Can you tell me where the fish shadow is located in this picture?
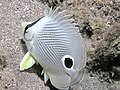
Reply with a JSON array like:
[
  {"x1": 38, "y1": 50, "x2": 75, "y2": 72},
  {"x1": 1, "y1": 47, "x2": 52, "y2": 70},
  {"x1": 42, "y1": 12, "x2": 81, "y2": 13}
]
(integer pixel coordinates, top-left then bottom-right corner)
[{"x1": 22, "y1": 63, "x2": 59, "y2": 90}]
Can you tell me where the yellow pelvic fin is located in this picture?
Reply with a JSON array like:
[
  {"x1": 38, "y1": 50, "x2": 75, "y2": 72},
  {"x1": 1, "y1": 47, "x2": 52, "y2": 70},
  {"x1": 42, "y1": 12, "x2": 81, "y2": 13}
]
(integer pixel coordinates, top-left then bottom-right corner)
[{"x1": 20, "y1": 52, "x2": 35, "y2": 71}]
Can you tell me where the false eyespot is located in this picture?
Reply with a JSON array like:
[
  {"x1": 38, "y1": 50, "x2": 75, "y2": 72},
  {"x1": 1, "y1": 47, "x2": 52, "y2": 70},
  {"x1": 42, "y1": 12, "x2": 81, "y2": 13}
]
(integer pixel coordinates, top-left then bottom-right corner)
[{"x1": 61, "y1": 55, "x2": 74, "y2": 70}]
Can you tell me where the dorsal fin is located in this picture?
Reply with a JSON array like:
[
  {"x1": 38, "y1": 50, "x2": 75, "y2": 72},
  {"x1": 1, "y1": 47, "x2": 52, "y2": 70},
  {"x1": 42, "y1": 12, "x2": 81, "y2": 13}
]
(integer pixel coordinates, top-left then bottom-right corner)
[
  {"x1": 44, "y1": 7, "x2": 71, "y2": 21},
  {"x1": 44, "y1": 6, "x2": 76, "y2": 31}
]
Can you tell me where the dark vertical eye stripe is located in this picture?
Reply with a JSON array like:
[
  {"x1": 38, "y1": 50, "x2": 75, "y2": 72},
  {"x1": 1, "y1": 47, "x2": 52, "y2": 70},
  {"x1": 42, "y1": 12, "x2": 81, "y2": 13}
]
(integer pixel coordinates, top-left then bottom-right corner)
[{"x1": 24, "y1": 18, "x2": 41, "y2": 35}]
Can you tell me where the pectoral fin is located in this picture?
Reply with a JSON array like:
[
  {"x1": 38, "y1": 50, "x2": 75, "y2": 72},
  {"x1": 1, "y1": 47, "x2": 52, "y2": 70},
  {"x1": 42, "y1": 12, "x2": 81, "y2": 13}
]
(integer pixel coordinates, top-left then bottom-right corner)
[{"x1": 20, "y1": 52, "x2": 35, "y2": 71}]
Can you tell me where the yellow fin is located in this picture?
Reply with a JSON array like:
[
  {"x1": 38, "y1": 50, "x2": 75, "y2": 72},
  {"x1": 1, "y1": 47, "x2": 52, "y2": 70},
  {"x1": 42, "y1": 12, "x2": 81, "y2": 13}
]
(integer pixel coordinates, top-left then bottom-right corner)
[{"x1": 20, "y1": 52, "x2": 35, "y2": 71}]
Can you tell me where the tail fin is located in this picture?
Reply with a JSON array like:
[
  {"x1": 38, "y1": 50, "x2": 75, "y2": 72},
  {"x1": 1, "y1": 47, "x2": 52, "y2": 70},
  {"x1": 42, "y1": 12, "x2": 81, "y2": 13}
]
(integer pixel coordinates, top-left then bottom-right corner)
[{"x1": 70, "y1": 69, "x2": 86, "y2": 89}]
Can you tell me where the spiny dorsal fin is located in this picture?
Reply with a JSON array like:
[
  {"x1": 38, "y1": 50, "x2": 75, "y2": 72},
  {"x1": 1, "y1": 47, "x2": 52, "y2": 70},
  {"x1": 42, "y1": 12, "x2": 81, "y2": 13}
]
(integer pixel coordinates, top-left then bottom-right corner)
[
  {"x1": 44, "y1": 7, "x2": 71, "y2": 21},
  {"x1": 44, "y1": 6, "x2": 76, "y2": 31}
]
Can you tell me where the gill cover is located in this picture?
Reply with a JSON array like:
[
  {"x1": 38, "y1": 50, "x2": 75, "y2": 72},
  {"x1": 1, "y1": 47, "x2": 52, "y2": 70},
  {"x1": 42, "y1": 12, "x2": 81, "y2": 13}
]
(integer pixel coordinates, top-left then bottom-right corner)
[{"x1": 20, "y1": 7, "x2": 87, "y2": 90}]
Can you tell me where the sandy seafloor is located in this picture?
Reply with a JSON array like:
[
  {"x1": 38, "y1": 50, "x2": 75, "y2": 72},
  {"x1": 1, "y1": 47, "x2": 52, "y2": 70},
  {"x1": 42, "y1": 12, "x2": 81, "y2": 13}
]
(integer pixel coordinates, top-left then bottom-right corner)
[{"x1": 0, "y1": 0, "x2": 120, "y2": 90}]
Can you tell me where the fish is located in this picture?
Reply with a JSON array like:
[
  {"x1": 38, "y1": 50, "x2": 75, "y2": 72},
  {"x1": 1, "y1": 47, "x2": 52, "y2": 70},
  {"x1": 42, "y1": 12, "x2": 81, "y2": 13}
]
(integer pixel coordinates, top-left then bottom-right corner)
[{"x1": 20, "y1": 6, "x2": 87, "y2": 90}]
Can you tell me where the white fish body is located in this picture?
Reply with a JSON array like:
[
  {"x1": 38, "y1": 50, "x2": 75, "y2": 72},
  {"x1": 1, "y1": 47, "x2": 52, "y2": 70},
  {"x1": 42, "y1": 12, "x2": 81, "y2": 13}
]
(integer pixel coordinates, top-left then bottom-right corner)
[{"x1": 20, "y1": 7, "x2": 87, "y2": 90}]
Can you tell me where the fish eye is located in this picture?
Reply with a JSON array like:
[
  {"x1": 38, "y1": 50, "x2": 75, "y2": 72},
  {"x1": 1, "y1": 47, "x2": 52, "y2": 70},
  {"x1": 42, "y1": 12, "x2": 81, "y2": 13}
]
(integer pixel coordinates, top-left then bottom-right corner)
[
  {"x1": 62, "y1": 55, "x2": 74, "y2": 70},
  {"x1": 24, "y1": 28, "x2": 34, "y2": 41},
  {"x1": 24, "y1": 24, "x2": 31, "y2": 35},
  {"x1": 24, "y1": 18, "x2": 41, "y2": 36}
]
